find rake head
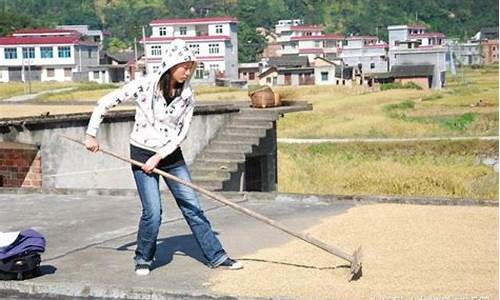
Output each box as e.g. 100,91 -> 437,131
348,246 -> 363,281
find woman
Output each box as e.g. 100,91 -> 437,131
84,39 -> 242,276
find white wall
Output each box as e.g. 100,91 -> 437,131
0,69 -> 7,83
0,45 -> 76,67
314,66 -> 336,85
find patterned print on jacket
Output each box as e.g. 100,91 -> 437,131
86,39 -> 196,158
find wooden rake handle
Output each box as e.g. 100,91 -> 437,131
59,135 -> 360,272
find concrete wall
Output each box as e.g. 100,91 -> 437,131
0,106 -> 237,191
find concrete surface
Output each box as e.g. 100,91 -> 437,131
0,191 -> 355,299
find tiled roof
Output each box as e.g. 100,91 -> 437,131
151,16 -> 238,25
391,64 -> 434,77
268,55 -> 309,67
0,35 -> 84,45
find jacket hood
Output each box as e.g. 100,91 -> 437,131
153,39 -> 197,88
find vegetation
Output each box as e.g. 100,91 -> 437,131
0,0 -> 497,62
0,82 -> 77,100
380,82 -> 423,91
278,140 -> 498,200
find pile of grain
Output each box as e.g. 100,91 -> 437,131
210,204 -> 498,299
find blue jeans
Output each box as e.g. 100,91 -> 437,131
132,162 -> 228,268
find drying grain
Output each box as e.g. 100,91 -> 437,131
210,204 -> 498,300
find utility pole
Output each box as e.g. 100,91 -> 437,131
142,26 -> 148,75
27,59 -> 32,94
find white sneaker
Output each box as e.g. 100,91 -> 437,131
135,264 -> 150,276
218,258 -> 243,270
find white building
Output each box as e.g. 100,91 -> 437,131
388,25 -> 447,89
339,36 -> 389,74
0,28 -> 99,83
143,16 -> 239,81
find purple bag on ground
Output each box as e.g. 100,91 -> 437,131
0,229 -> 46,280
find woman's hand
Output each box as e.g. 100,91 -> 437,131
142,153 -> 162,174
84,135 -> 100,153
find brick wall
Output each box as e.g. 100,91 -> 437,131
0,145 -> 41,188
397,77 -> 430,89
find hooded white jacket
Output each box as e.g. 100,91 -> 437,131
86,39 -> 196,159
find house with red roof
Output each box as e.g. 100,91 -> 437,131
143,16 -> 239,81
0,28 -> 100,83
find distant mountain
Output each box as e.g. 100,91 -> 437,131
0,0 -> 498,62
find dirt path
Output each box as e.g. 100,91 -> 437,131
209,204 -> 498,300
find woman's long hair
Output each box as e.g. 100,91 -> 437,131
158,70 -> 183,103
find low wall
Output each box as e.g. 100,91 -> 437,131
0,104 -> 238,191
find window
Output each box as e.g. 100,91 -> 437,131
315,41 -> 320,47
93,71 -> 100,79
41,47 -> 53,58
22,47 -> 35,59
58,46 -> 71,58
321,72 -> 328,81
266,77 -> 271,83
272,77 -> 277,85
152,66 -> 159,72
305,32 -> 312,36
64,67 -> 72,77
208,43 -> 219,54
249,72 -> 255,80
159,27 -> 167,36
88,49 -> 92,58
46,68 -> 55,77
4,48 -> 17,59
209,64 -> 219,71
370,62 -> 375,69
215,25 -> 223,34
195,62 -> 205,79
188,44 -> 200,55
179,26 -> 187,35
151,45 -> 161,56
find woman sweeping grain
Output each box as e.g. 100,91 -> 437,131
84,39 -> 242,276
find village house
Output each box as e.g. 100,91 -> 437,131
338,36 -> 389,81
473,27 -> 499,64
388,24 -> 447,89
238,62 -> 260,85
258,56 -> 313,86
0,28 -> 100,83
143,16 -> 239,82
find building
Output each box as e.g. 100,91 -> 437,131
259,56 -> 314,86
391,64 -> 434,89
143,16 -> 239,82
56,25 -> 105,49
474,27 -> 499,64
481,39 -> 499,64
313,56 -> 339,85
451,40 -> 482,66
0,28 -> 100,83
238,62 -> 260,85
388,25 -> 447,89
339,36 -> 389,75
